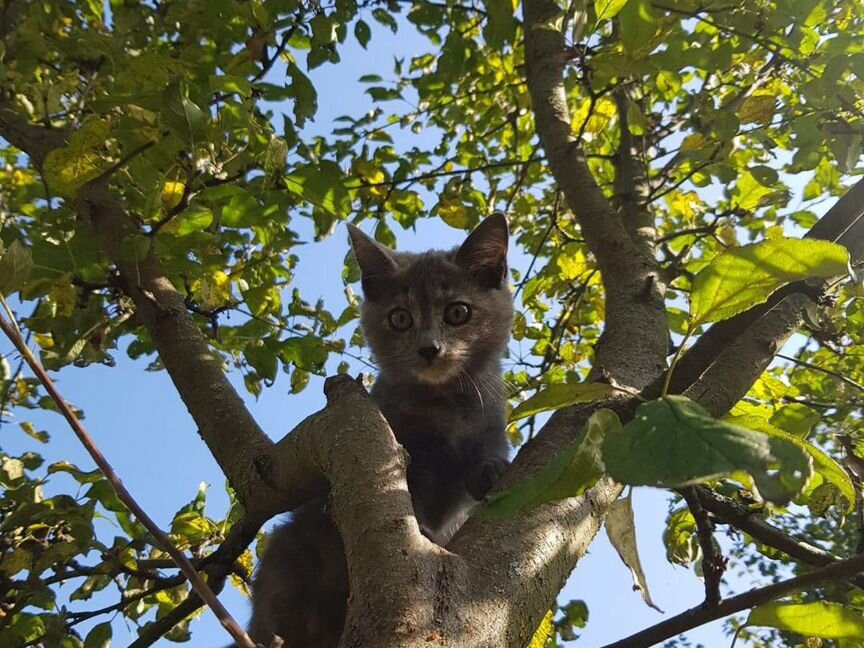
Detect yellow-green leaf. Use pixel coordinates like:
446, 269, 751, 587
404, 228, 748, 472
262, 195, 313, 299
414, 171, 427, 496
595, 0, 628, 22
747, 601, 864, 640
527, 610, 555, 648
738, 94, 776, 126
690, 238, 849, 327
160, 181, 186, 210
510, 383, 615, 421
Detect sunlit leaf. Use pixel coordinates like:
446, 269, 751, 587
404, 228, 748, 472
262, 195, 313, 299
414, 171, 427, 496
510, 383, 616, 421
527, 610, 555, 648
478, 409, 618, 518
747, 601, 864, 640
726, 415, 854, 511
595, 0, 629, 22
689, 238, 849, 327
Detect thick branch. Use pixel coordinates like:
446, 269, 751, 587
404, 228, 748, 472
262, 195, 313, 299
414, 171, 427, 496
451, 398, 633, 647
266, 375, 449, 648
684, 293, 811, 417
72, 181, 279, 515
612, 87, 655, 260
0, 103, 66, 165
523, 0, 667, 389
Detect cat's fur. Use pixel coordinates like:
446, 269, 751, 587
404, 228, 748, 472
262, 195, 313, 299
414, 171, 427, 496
245, 214, 513, 647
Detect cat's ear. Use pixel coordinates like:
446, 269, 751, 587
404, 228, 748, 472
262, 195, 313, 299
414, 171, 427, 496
347, 223, 397, 299
455, 213, 509, 289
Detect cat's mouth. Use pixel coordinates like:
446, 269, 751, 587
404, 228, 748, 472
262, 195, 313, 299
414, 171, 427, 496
413, 361, 460, 385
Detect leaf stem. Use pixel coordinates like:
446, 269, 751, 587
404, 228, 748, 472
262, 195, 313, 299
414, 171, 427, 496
661, 326, 693, 396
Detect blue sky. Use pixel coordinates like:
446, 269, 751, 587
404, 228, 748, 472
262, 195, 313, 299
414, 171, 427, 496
0, 12, 787, 648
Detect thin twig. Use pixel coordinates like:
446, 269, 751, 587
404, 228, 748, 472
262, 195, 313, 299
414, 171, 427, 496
598, 546, 864, 648
345, 157, 539, 189
680, 487, 725, 607
777, 352, 864, 395
127, 594, 204, 648
0, 301, 256, 648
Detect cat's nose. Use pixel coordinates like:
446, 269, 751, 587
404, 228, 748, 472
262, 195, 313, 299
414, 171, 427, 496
417, 343, 441, 364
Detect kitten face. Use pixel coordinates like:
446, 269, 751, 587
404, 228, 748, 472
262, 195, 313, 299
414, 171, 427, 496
348, 215, 513, 386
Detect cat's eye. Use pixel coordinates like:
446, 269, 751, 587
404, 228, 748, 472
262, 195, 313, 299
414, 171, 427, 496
388, 308, 413, 331
443, 302, 471, 326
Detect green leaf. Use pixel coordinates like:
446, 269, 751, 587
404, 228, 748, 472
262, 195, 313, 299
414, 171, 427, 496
161, 81, 208, 143
164, 206, 213, 236
663, 507, 699, 566
84, 622, 112, 648
170, 510, 216, 543
477, 409, 619, 518
290, 367, 310, 393
285, 162, 351, 220
287, 62, 318, 128
208, 74, 252, 97
747, 601, 864, 640
618, 0, 656, 55
726, 414, 855, 512
42, 116, 112, 195
119, 234, 151, 265
483, 0, 517, 48
48, 461, 104, 484
510, 383, 615, 421
689, 238, 850, 327
603, 396, 812, 506
354, 19, 371, 48
595, 0, 629, 22
0, 240, 33, 296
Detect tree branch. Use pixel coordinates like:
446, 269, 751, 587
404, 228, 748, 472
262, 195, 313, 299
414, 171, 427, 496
680, 487, 724, 607
0, 103, 66, 166
523, 0, 667, 390
694, 486, 864, 587
0, 303, 255, 648
263, 375, 449, 647
612, 86, 655, 260
599, 548, 864, 648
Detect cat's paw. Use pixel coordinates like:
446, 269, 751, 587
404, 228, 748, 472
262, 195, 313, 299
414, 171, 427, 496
466, 457, 509, 500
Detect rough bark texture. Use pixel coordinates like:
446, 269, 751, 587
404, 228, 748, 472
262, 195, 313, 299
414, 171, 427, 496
523, 0, 668, 391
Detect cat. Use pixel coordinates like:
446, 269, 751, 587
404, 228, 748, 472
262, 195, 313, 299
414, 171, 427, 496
244, 214, 513, 647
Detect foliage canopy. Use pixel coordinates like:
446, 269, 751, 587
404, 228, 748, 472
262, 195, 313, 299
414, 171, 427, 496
2, 0, 864, 646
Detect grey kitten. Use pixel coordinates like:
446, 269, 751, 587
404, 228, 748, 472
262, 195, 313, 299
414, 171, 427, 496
245, 214, 513, 647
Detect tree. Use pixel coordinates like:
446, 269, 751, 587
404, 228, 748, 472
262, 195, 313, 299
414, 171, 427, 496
1, 0, 864, 646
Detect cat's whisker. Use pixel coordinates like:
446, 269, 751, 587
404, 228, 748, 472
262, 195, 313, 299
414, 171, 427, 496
461, 370, 485, 415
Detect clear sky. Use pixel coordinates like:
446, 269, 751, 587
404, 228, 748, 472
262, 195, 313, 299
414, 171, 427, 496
0, 12, 779, 648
